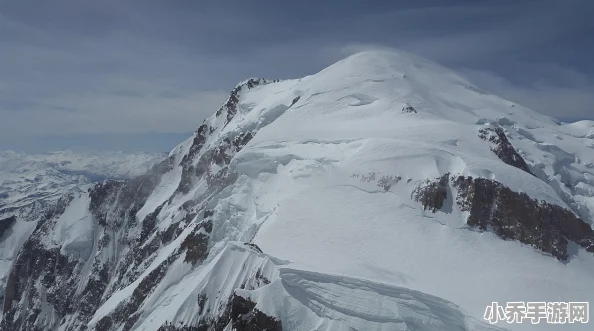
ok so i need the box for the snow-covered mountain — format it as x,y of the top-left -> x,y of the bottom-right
0,150 -> 164,321
1,51 -> 594,331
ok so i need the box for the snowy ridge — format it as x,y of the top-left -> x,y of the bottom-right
93,240 -> 502,331
241,267 -> 505,331
101,242 -> 286,330
1,51 -> 594,331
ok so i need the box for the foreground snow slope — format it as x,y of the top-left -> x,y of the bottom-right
2,51 -> 593,331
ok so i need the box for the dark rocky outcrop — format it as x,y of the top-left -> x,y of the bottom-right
378,175 -> 402,191
182,123 -> 210,168
157,323 -> 202,331
76,88 -> 271,329
97,253 -> 181,331
0,192 -> 117,331
181,221 -> 212,265
162,220 -> 183,245
352,172 -> 402,191
95,316 -> 114,331
176,130 -> 255,196
0,215 -> 16,238
179,79 -> 271,183
156,293 -> 282,331
230,295 -> 282,331
79,264 -> 110,317
1,157 -> 179,331
176,129 -> 256,197
1,196 -> 78,330
245,243 -> 263,254
412,174 -> 449,212
402,103 -> 417,113
94,216 -> 214,331
211,132 -> 255,167
0,78 -> 289,331
290,96 -> 300,107
89,180 -> 125,227
89,156 -> 174,230
453,176 -> 594,261
253,269 -> 271,286
140,203 -> 165,242
215,78 -> 268,126
479,126 -> 534,175
413,173 -> 594,261
1,238 -> 77,330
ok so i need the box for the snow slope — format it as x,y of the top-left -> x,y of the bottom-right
2,51 -> 594,331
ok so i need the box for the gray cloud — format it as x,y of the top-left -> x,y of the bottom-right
0,0 -> 592,151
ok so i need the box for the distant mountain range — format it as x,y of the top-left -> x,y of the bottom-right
0,150 -> 165,217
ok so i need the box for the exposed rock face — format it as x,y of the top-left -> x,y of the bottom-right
2,232 -> 78,331
0,160 -> 177,330
453,176 -> 594,260
176,80 -> 292,195
179,78 -> 271,187
352,172 -> 402,191
151,258 -> 276,331
0,215 -> 16,238
90,215 -> 214,331
215,78 -> 269,126
105,257 -> 176,331
177,131 -> 255,196
229,295 -> 282,331
1,194 -> 76,323
181,220 -> 211,265
414,174 -> 594,261
154,295 -> 280,331
412,174 -> 449,212
181,123 -> 210,169
0,154 -> 186,331
479,126 -> 534,175
89,157 -> 174,230
0,78 -> 283,330
402,103 -> 417,113
244,243 -> 263,254
156,323 -> 201,331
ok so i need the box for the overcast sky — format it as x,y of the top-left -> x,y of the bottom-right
1,0 -> 593,152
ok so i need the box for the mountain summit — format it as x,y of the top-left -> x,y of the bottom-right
1,51 -> 593,331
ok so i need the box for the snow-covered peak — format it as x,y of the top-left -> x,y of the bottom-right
318,50 -> 470,82
2,51 -> 594,331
